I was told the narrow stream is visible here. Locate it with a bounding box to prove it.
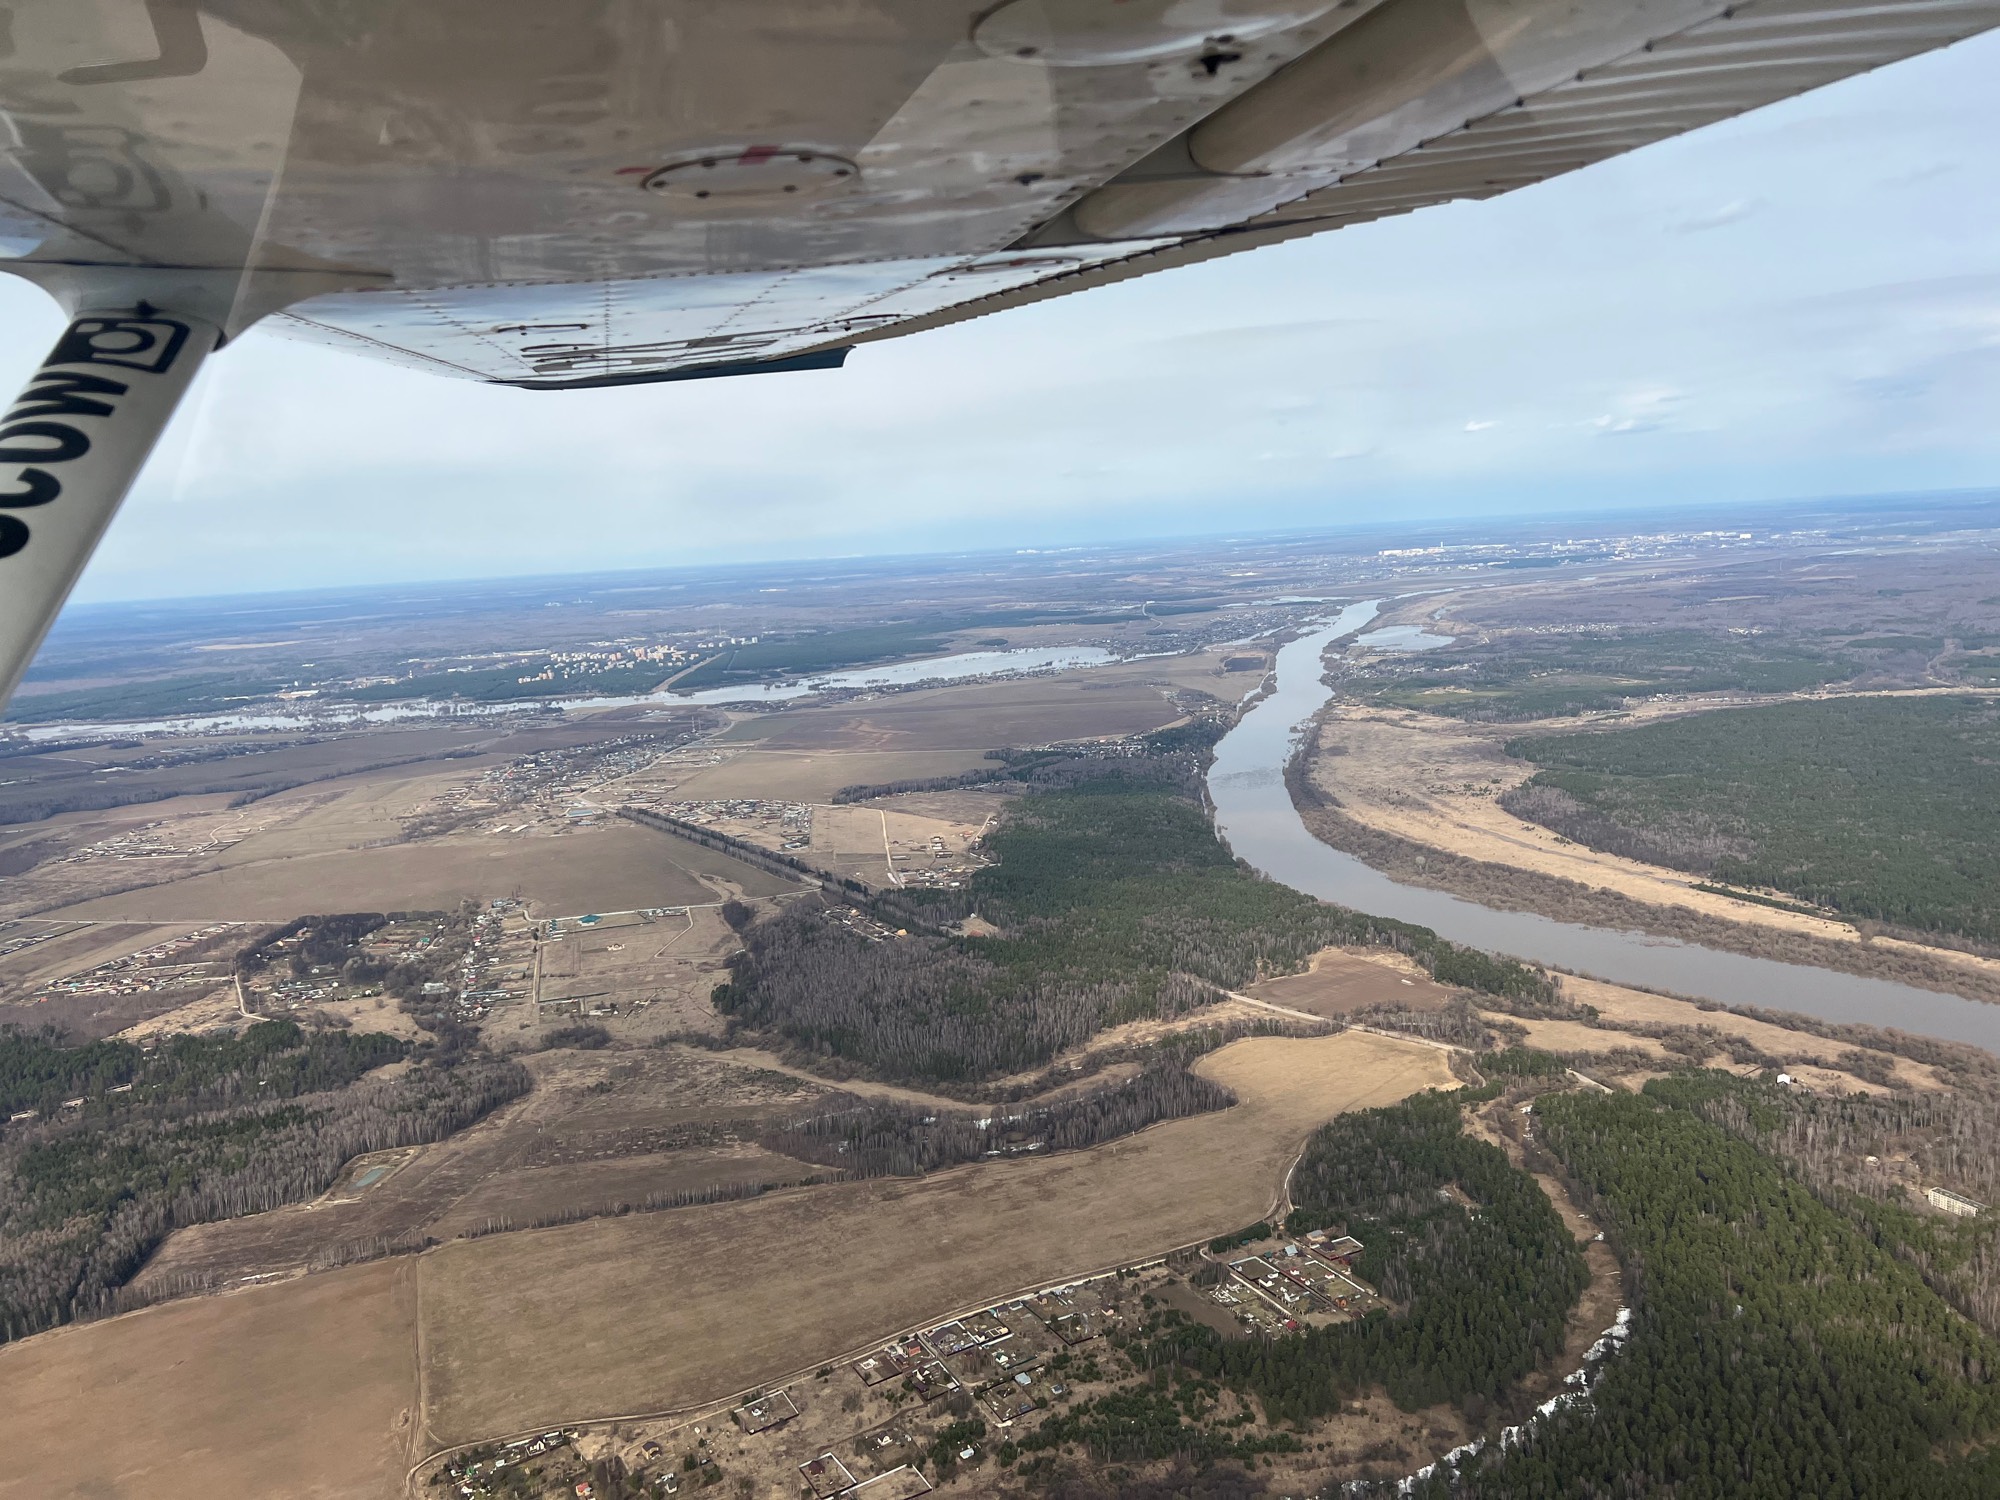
[1206,602,2000,1053]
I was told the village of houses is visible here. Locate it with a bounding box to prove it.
[426,1231,1380,1500]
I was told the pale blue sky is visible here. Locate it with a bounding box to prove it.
[8,27,2000,602]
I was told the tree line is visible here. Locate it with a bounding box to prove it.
[1504,695,2000,945]
[758,1054,1236,1177]
[830,723,1224,805]
[1643,1070,2000,1338]
[0,1022,527,1342]
[715,762,1559,1085]
[1496,780,1754,874]
[0,1018,402,1122]
[1419,1082,2000,1497]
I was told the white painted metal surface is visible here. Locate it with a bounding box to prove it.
[1,1,1993,387]
[971,0,1352,65]
[0,307,218,704]
[273,240,1181,385]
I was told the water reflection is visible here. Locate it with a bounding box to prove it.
[1207,604,2000,1052]
[18,645,1119,741]
[1356,624,1455,652]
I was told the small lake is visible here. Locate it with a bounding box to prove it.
[1207,601,2000,1053]
[1357,624,1456,652]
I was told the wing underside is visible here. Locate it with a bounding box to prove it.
[0,0,1996,388]
[0,0,1992,705]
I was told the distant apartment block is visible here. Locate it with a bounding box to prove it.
[1927,1187,1984,1218]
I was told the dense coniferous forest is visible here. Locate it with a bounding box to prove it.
[0,1020,527,1342]
[1637,1071,2000,1335]
[1504,696,2000,943]
[1135,1086,1586,1425]
[1422,1082,2000,1497]
[1015,1378,1305,1470]
[716,752,1557,1084]
[1077,1068,2000,1497]
[1346,630,1854,722]
[758,1054,1236,1176]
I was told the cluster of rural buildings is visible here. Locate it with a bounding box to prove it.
[408,731,704,838]
[437,907,524,1022]
[846,1283,1120,1431]
[510,641,718,684]
[820,905,905,943]
[428,1244,1380,1500]
[29,922,239,1004]
[882,830,980,891]
[438,1430,582,1497]
[1210,1234,1375,1332]
[56,814,268,867]
[649,797,815,852]
[346,632,760,694]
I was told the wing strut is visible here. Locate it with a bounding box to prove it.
[0,307,218,708]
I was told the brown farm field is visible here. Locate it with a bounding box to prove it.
[4,1030,1453,1496]
[661,747,997,802]
[422,1145,814,1239]
[1242,946,1457,1017]
[659,661,1212,801]
[207,765,498,863]
[415,1029,1454,1444]
[0,1258,418,1500]
[41,824,794,922]
[715,672,1186,753]
[0,769,436,922]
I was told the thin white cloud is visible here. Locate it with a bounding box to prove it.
[1669,197,1762,233]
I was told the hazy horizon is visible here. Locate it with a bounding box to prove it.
[34,483,2000,628]
[4,29,1998,605]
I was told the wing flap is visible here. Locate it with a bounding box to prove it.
[1254,0,2000,232]
[270,241,1179,384]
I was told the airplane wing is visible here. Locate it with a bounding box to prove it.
[1,0,1996,701]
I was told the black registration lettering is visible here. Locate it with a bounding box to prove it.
[12,371,128,420]
[0,469,61,508]
[0,315,188,563]
[0,421,89,466]
[48,315,189,374]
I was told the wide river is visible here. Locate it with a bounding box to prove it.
[1207,601,2000,1053]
